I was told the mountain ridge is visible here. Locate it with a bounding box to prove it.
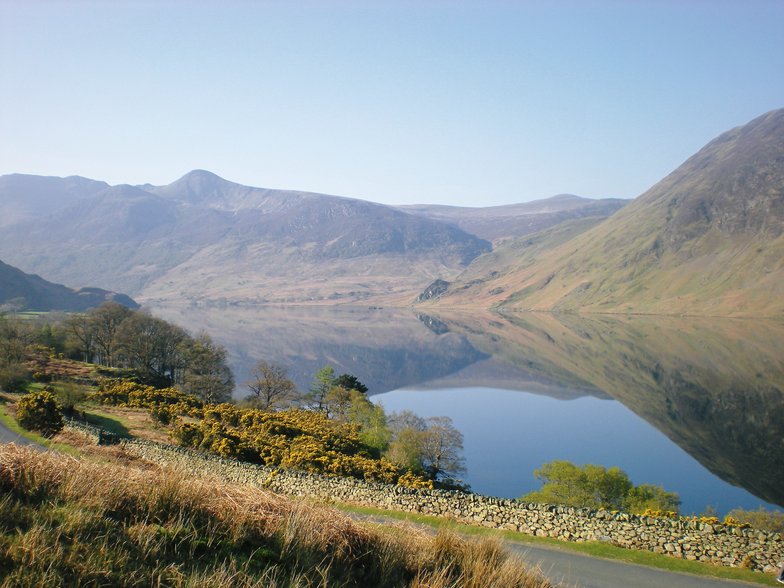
[0,172,497,304]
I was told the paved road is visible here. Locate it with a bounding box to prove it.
[509,542,761,588]
[0,418,41,448]
[349,513,763,588]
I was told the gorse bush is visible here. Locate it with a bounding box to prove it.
[15,390,63,437]
[725,507,784,533]
[92,378,433,488]
[91,378,204,411]
[171,406,432,488]
[0,445,551,588]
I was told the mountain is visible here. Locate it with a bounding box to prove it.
[0,259,138,312]
[398,194,628,243]
[0,174,108,227]
[0,171,491,304]
[423,108,784,316]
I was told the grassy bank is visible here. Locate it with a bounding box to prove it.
[0,444,552,588]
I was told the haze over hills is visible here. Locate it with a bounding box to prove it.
[422,108,784,317]
[398,195,628,243]
[0,259,137,312]
[0,174,108,228]
[0,170,617,307]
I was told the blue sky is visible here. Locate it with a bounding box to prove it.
[1,0,782,206]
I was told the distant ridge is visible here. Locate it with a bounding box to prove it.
[398,194,627,242]
[0,259,138,312]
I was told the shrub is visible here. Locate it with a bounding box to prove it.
[0,364,29,393]
[16,391,63,437]
[725,507,784,533]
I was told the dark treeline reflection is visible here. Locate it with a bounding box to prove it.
[150,303,784,507]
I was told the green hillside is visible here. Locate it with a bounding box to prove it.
[425,109,784,316]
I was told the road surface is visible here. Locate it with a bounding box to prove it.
[509,542,762,588]
[0,418,41,448]
[349,512,764,588]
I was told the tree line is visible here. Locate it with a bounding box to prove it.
[1,303,234,403]
[1,304,468,489]
[245,361,467,488]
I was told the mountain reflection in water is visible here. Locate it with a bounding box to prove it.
[150,304,784,512]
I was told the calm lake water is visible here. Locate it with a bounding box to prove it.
[150,304,784,516]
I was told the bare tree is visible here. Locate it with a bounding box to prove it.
[65,313,95,363]
[420,416,466,485]
[89,302,132,366]
[118,312,187,386]
[245,360,299,410]
[179,333,234,404]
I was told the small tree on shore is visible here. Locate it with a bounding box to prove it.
[522,460,680,514]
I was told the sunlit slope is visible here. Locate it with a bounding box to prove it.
[429,109,784,316]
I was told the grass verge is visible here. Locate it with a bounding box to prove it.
[0,445,553,588]
[335,503,780,586]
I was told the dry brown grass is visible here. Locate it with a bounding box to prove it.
[0,444,553,588]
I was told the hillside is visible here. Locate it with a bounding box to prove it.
[424,109,784,316]
[0,445,547,587]
[399,194,627,243]
[0,259,137,312]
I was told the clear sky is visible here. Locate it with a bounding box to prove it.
[1,0,783,206]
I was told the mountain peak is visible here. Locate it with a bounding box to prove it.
[153,169,239,206]
[178,169,227,183]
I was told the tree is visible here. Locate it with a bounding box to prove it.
[420,416,466,486]
[385,412,467,488]
[522,460,680,514]
[245,360,299,410]
[624,484,681,514]
[0,315,30,392]
[324,385,354,420]
[386,410,427,472]
[179,333,234,404]
[334,373,368,394]
[118,312,187,386]
[89,302,133,366]
[65,313,96,363]
[307,365,335,412]
[348,393,390,456]
[16,390,63,437]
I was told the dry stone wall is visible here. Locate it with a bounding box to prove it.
[109,435,784,574]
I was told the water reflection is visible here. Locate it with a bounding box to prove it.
[426,311,784,510]
[149,303,784,511]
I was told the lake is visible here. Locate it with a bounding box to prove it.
[150,303,784,516]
